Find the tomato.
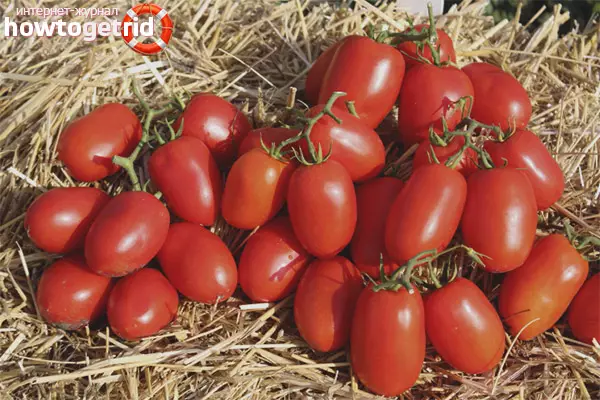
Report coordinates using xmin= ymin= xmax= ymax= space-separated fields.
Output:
xmin=287 ymin=160 xmax=357 ymax=259
xmin=484 ymin=129 xmax=564 ymax=210
xmin=351 ymin=284 xmax=425 ymax=396
xmin=239 ymin=216 xmax=313 ymax=302
xmin=350 ymin=177 xmax=404 ymax=277
xmin=304 ymin=38 xmax=351 ymax=104
xmin=461 ymin=168 xmax=537 ymax=273
xmin=157 ymin=222 xmax=237 ymax=304
xmin=238 ymin=127 xmax=300 ymax=157
xmin=36 ymin=255 xmax=114 ymax=330
xmin=397 ymin=64 xmax=474 ymax=146
xmin=425 ymin=278 xmax=505 ymax=374
xmin=294 ymin=257 xmax=363 ymax=352
xmin=498 ymin=234 xmax=588 ymax=340
xmin=85 ymin=191 xmax=170 ymax=277
xmin=397 ymin=25 xmax=456 ymax=68
xmin=25 ymin=187 xmax=110 ymax=254
xmin=174 ymin=93 xmax=252 ymax=167
xmin=385 ymin=164 xmax=466 ymax=264
xmin=57 ymin=103 xmax=142 ymax=182
xmin=222 ymin=149 xmax=296 ymax=230
xmin=107 ymin=268 xmax=178 ymax=341
xmin=462 ymin=62 xmax=532 ymax=131
xmin=412 ymin=135 xmax=478 ymax=177
xmin=318 ymin=36 xmax=406 ymax=128
xmin=148 ymin=136 xmax=222 ymax=225
xmin=568 ymin=273 xmax=600 ymax=345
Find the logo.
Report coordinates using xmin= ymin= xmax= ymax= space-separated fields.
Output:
xmin=122 ymin=4 xmax=173 ymax=55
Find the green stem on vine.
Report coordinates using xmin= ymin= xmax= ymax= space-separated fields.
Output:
xmin=427 ymin=260 xmax=442 ymax=289
xmin=345 ymin=101 xmax=359 ymax=118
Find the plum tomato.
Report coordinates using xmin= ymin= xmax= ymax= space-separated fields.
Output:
xmin=568 ymin=273 xmax=600 ymax=345
xmin=412 ymin=135 xmax=478 ymax=177
xmin=238 ymin=127 xmax=300 ymax=157
xmin=397 ymin=25 xmax=456 ymax=68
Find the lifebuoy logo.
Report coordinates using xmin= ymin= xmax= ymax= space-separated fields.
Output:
xmin=122 ymin=4 xmax=173 ymax=55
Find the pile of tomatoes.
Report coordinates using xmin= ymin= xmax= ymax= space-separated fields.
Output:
xmin=25 ymin=11 xmax=598 ymax=397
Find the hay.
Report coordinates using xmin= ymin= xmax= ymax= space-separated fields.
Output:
xmin=0 ymin=0 xmax=599 ymax=398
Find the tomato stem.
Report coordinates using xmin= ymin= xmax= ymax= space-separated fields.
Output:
xmin=345 ymin=101 xmax=359 ymax=118
xmin=427 ymin=260 xmax=442 ymax=289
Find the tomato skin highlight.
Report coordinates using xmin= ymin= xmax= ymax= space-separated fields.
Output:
xmin=25 ymin=187 xmax=110 ymax=254
xmin=568 ymin=273 xmax=600 ymax=345
xmin=425 ymin=278 xmax=505 ymax=374
xmin=413 ymin=135 xmax=478 ymax=178
xmin=85 ymin=191 xmax=170 ymax=277
xmin=239 ymin=216 xmax=313 ymax=302
xmin=304 ymin=38 xmax=351 ymax=105
xmin=294 ymin=256 xmax=363 ymax=352
xmin=461 ymin=168 xmax=537 ymax=273
xmin=222 ymin=149 xmax=296 ymax=230
xmin=157 ymin=222 xmax=237 ymax=304
xmin=58 ymin=103 xmax=142 ymax=181
xmin=498 ymin=234 xmax=589 ymax=340
xmin=397 ymin=25 xmax=456 ymax=68
xmin=385 ymin=164 xmax=467 ymax=264
xmin=484 ymin=129 xmax=564 ymax=210
xmin=287 ymin=160 xmax=357 ymax=259
xmin=351 ymin=285 xmax=425 ymax=396
xmin=107 ymin=268 xmax=179 ymax=341
xmin=238 ymin=127 xmax=300 ymax=157
xmin=36 ymin=255 xmax=114 ymax=330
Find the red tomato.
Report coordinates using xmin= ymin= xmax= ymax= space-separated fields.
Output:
xmin=238 ymin=127 xmax=300 ymax=157
xmin=157 ymin=222 xmax=237 ymax=304
xmin=318 ymin=36 xmax=406 ymax=128
xmin=461 ymin=168 xmax=537 ymax=272
xmin=148 ymin=136 xmax=222 ymax=225
xmin=294 ymin=257 xmax=363 ymax=352
xmin=239 ymin=216 xmax=313 ymax=302
xmin=174 ymin=93 xmax=252 ymax=167
xmin=36 ymin=255 xmax=114 ymax=330
xmin=498 ymin=234 xmax=589 ymax=340
xmin=25 ymin=187 xmax=110 ymax=253
xmin=350 ymin=177 xmax=404 ymax=277
xmin=568 ymin=273 xmax=600 ymax=344
xmin=398 ymin=64 xmax=474 ymax=146
xmin=287 ymin=160 xmax=357 ymax=259
xmin=304 ymin=38 xmax=351 ymax=104
xmin=412 ymin=135 xmax=479 ymax=177
xmin=107 ymin=268 xmax=179 ymax=341
xmin=397 ymin=25 xmax=456 ymax=67
xmin=58 ymin=103 xmax=142 ymax=181
xmin=385 ymin=164 xmax=466 ymax=264
xmin=425 ymin=278 xmax=505 ymax=374
xmin=351 ymin=284 xmax=425 ymax=396
xmin=462 ymin=63 xmax=532 ymax=131
xmin=222 ymin=149 xmax=296 ymax=230
xmin=85 ymin=191 xmax=170 ymax=277
xmin=484 ymin=129 xmax=564 ymax=210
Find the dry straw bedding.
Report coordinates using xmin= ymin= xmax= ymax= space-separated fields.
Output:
xmin=0 ymin=0 xmax=599 ymax=399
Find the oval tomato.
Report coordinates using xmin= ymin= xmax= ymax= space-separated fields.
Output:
xmin=148 ymin=136 xmax=222 ymax=225
xmin=238 ymin=127 xmax=300 ymax=157
xmin=568 ymin=273 xmax=600 ymax=345
xmin=461 ymin=168 xmax=537 ymax=272
xmin=413 ymin=135 xmax=478 ymax=177
xmin=85 ymin=191 xmax=170 ymax=277
xmin=58 ymin=103 xmax=142 ymax=181
xmin=397 ymin=25 xmax=456 ymax=68
xmin=36 ymin=255 xmax=114 ymax=330
xmin=107 ymin=268 xmax=179 ymax=341
xmin=239 ymin=216 xmax=313 ymax=302
xmin=157 ymin=222 xmax=237 ymax=304
xmin=498 ymin=234 xmax=588 ymax=340
xmin=25 ymin=187 xmax=110 ymax=254
xmin=304 ymin=38 xmax=351 ymax=105
xmin=294 ymin=256 xmax=363 ymax=352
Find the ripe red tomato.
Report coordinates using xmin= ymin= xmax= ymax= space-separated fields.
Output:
xmin=238 ymin=127 xmax=300 ymax=157
xmin=107 ymin=268 xmax=179 ymax=341
xmin=148 ymin=136 xmax=222 ymax=225
xmin=351 ymin=284 xmax=425 ymax=396
xmin=222 ymin=149 xmax=296 ymax=230
xmin=175 ymin=93 xmax=252 ymax=167
xmin=239 ymin=216 xmax=313 ymax=302
xmin=85 ymin=191 xmax=170 ymax=277
xmin=304 ymin=38 xmax=351 ymax=104
xmin=25 ymin=187 xmax=110 ymax=254
xmin=461 ymin=168 xmax=537 ymax=273
xmin=350 ymin=177 xmax=404 ymax=277
xmin=398 ymin=64 xmax=473 ymax=146
xmin=385 ymin=164 xmax=466 ymax=264
xmin=287 ymin=160 xmax=357 ymax=259
xmin=58 ymin=103 xmax=142 ymax=181
xmin=568 ymin=273 xmax=600 ymax=345
xmin=498 ymin=234 xmax=589 ymax=340
xmin=462 ymin=63 xmax=532 ymax=131
xmin=425 ymin=278 xmax=505 ymax=374
xmin=36 ymin=255 xmax=114 ymax=330
xmin=294 ymin=256 xmax=363 ymax=352
xmin=397 ymin=25 xmax=456 ymax=68
xmin=484 ymin=129 xmax=564 ymax=210
xmin=318 ymin=36 xmax=406 ymax=128
xmin=157 ymin=222 xmax=237 ymax=304
xmin=412 ymin=135 xmax=478 ymax=177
